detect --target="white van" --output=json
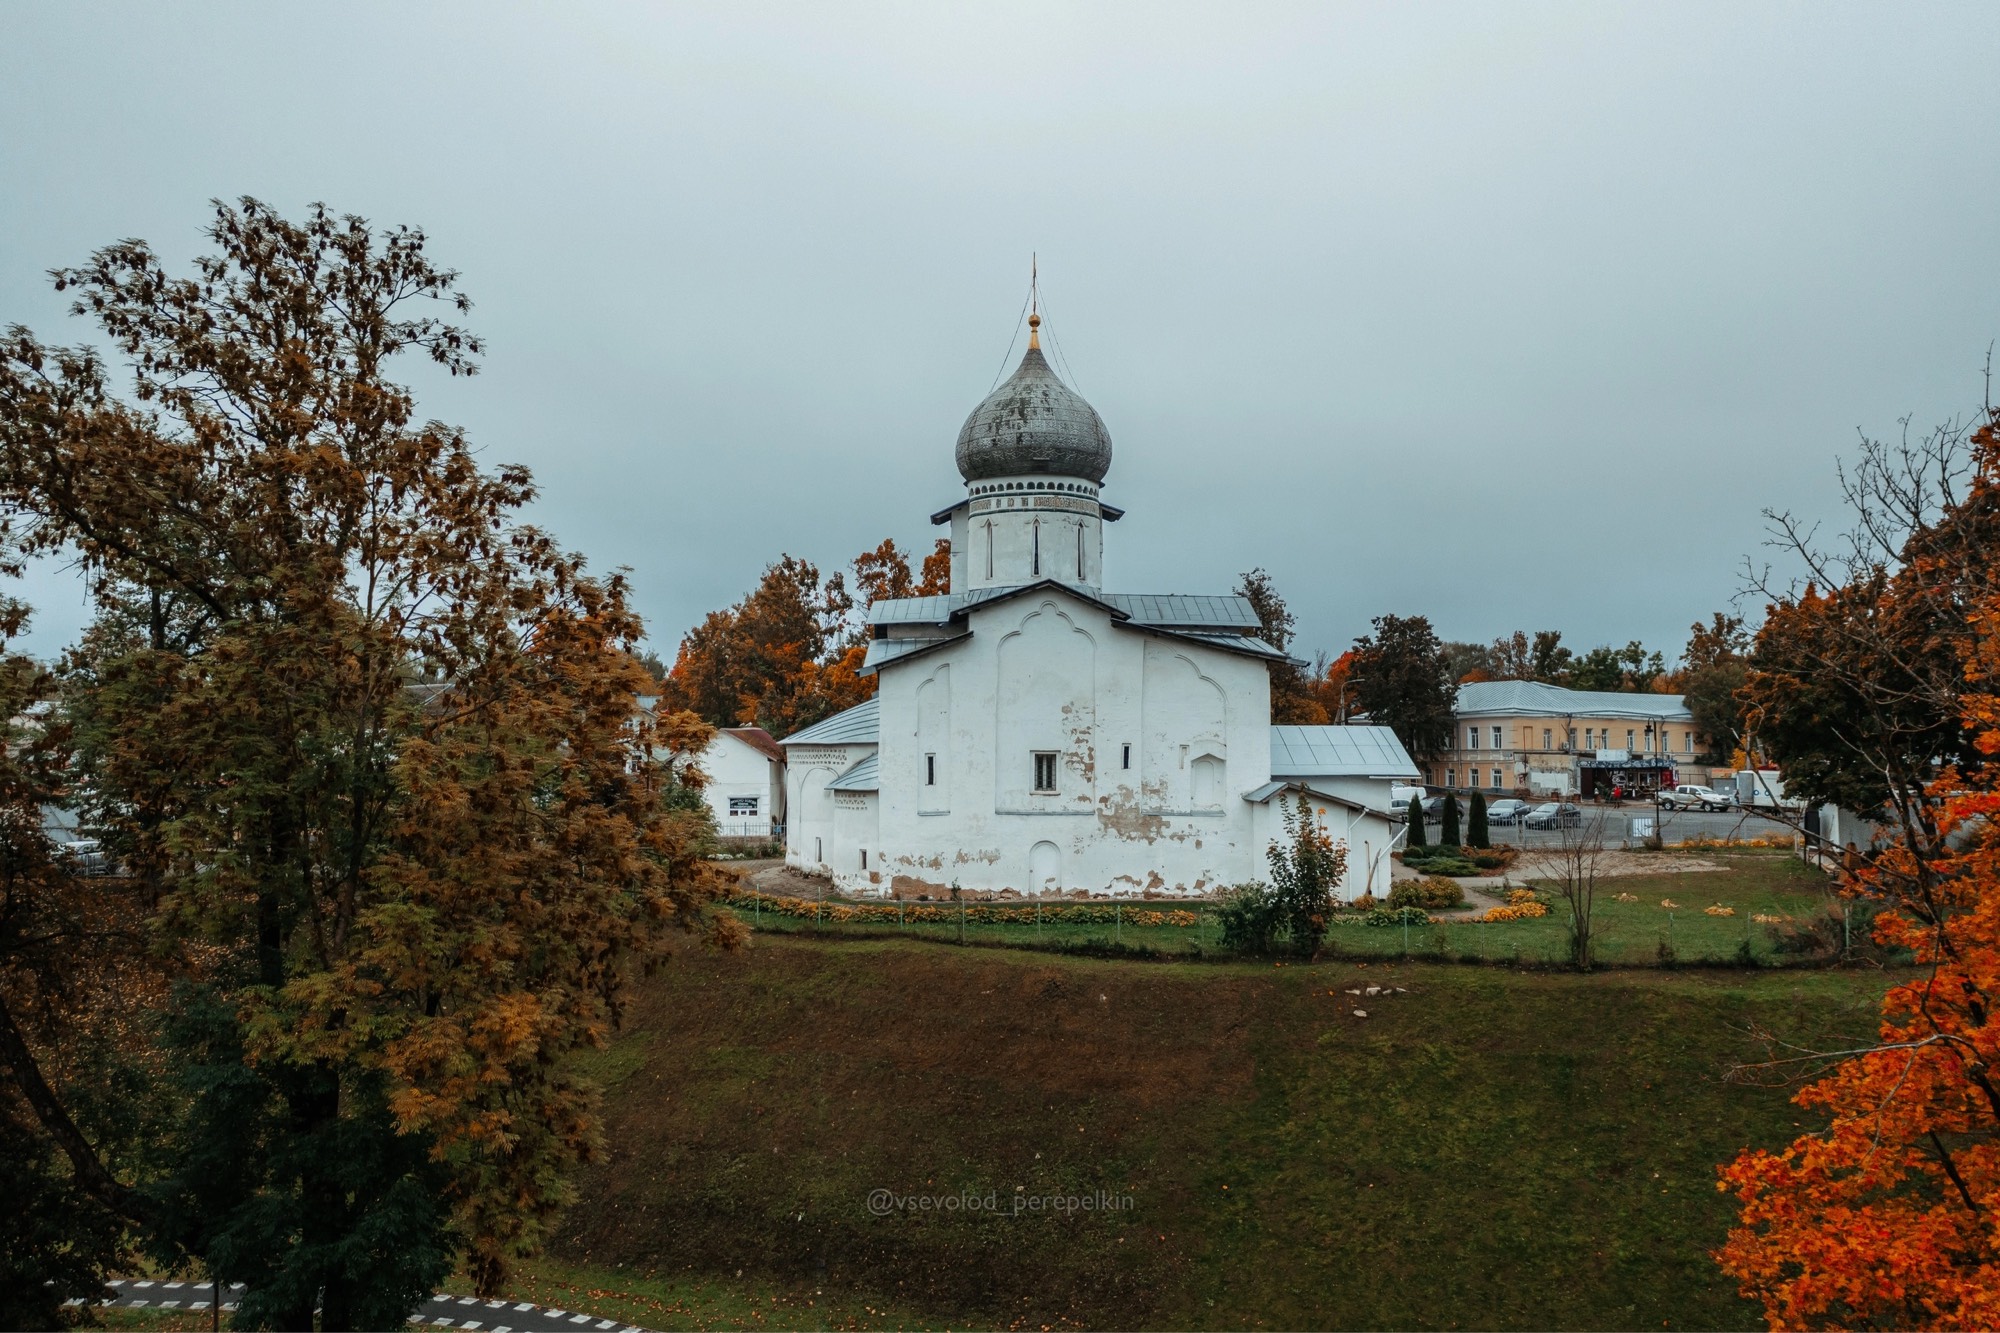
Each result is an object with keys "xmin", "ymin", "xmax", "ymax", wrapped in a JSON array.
[{"xmin": 1388, "ymin": 784, "xmax": 1428, "ymax": 817}]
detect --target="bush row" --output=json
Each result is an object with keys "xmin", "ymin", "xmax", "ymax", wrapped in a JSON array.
[{"xmin": 723, "ymin": 891, "xmax": 1201, "ymax": 928}]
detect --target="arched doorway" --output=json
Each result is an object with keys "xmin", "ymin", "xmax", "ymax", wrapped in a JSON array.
[{"xmin": 1029, "ymin": 840, "xmax": 1062, "ymax": 896}]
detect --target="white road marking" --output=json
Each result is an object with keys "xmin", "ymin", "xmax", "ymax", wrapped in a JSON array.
[
  {"xmin": 135, "ymin": 1281, "xmax": 156, "ymax": 1288},
  {"xmin": 166, "ymin": 1281, "xmax": 185, "ymax": 1289},
  {"xmin": 131, "ymin": 1300, "xmax": 149, "ymax": 1307},
  {"xmin": 570, "ymin": 1316, "xmax": 592, "ymax": 1325},
  {"xmin": 161, "ymin": 1300, "xmax": 181, "ymax": 1308},
  {"xmin": 460, "ymin": 1322, "xmax": 482, "ymax": 1329},
  {"xmin": 459, "ymin": 1296, "xmax": 479, "ymax": 1305},
  {"xmin": 191, "ymin": 1302, "xmax": 211, "ymax": 1310},
  {"xmin": 515, "ymin": 1303, "xmax": 535, "ymax": 1311},
  {"xmin": 597, "ymin": 1322, "xmax": 618, "ymax": 1329}
]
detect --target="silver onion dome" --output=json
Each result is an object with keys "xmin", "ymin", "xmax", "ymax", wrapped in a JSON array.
[{"xmin": 955, "ymin": 317, "xmax": 1112, "ymax": 484}]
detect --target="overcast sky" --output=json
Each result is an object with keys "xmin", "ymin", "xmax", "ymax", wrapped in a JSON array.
[{"xmin": 3, "ymin": 3, "xmax": 1995, "ymax": 666}]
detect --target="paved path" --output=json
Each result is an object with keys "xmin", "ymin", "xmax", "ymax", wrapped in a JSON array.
[{"xmin": 72, "ymin": 1278, "xmax": 653, "ymax": 1333}]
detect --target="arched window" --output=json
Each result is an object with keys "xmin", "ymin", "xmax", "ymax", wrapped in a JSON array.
[{"xmin": 1031, "ymin": 518, "xmax": 1040, "ymax": 577}]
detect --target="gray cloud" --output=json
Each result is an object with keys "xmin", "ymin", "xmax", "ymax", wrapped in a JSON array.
[{"xmin": 3, "ymin": 2, "xmax": 1994, "ymax": 665}]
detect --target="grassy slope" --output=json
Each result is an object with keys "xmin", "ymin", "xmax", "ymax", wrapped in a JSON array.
[{"xmin": 556, "ymin": 933, "xmax": 1891, "ymax": 1331}]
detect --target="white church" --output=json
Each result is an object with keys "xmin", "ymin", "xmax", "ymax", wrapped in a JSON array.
[{"xmin": 780, "ymin": 314, "xmax": 1417, "ymax": 901}]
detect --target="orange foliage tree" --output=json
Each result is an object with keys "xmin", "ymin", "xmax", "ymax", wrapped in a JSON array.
[
  {"xmin": 1716, "ymin": 409, "xmax": 2000, "ymax": 1329},
  {"xmin": 662, "ymin": 536, "xmax": 948, "ymax": 736}
]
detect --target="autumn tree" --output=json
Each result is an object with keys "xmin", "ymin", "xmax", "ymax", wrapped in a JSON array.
[
  {"xmin": 1715, "ymin": 406, "xmax": 2000, "ymax": 1328},
  {"xmin": 1348, "ymin": 613, "xmax": 1454, "ymax": 765},
  {"xmin": 1440, "ymin": 639, "xmax": 1495, "ymax": 684},
  {"xmin": 662, "ymin": 536, "xmax": 949, "ymax": 738},
  {"xmin": 1568, "ymin": 640, "xmax": 1667, "ymax": 692},
  {"xmin": 1237, "ymin": 568, "xmax": 1326, "ymax": 724},
  {"xmin": 1529, "ymin": 629, "xmax": 1575, "ymax": 684},
  {"xmin": 1675, "ymin": 612, "xmax": 1750, "ymax": 762},
  {"xmin": 1308, "ymin": 648, "xmax": 1356, "ymax": 723},
  {"xmin": 0, "ymin": 199, "xmax": 731, "ymax": 1328},
  {"xmin": 0, "ymin": 603, "xmax": 145, "ymax": 1322}
]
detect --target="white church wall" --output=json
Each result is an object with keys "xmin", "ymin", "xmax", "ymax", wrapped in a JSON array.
[
  {"xmin": 869, "ymin": 587, "xmax": 1275, "ymax": 899},
  {"xmin": 783, "ymin": 742, "xmax": 874, "ymax": 876},
  {"xmin": 960, "ymin": 478, "xmax": 1104, "ymax": 591}
]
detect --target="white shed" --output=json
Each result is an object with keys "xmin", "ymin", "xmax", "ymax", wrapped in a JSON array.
[{"xmin": 700, "ymin": 727, "xmax": 787, "ymax": 840}]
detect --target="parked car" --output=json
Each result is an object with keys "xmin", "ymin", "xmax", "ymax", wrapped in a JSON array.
[
  {"xmin": 1485, "ymin": 798, "xmax": 1533, "ymax": 825},
  {"xmin": 1524, "ymin": 802, "xmax": 1584, "ymax": 830},
  {"xmin": 1657, "ymin": 784, "xmax": 1730, "ymax": 812},
  {"xmin": 57, "ymin": 837, "xmax": 112, "ymax": 876}
]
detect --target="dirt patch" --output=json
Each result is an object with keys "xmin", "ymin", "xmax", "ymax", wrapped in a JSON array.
[
  {"xmin": 741, "ymin": 860, "xmax": 836, "ymax": 899},
  {"xmin": 1514, "ymin": 849, "xmax": 1727, "ymax": 878}
]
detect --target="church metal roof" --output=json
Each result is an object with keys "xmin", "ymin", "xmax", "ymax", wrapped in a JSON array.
[
  {"xmin": 860, "ymin": 633, "xmax": 968, "ymax": 675},
  {"xmin": 955, "ymin": 343, "xmax": 1113, "ymax": 484},
  {"xmin": 1269, "ymin": 725, "xmax": 1420, "ymax": 779},
  {"xmin": 778, "ymin": 698, "xmax": 880, "ymax": 746},
  {"xmin": 824, "ymin": 752, "xmax": 880, "ymax": 792},
  {"xmin": 866, "ymin": 585, "xmax": 1260, "ymax": 632},
  {"xmin": 1100, "ymin": 593, "xmax": 1260, "ymax": 630}
]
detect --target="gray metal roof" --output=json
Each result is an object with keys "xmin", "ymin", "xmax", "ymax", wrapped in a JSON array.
[
  {"xmin": 1100, "ymin": 593, "xmax": 1261, "ymax": 630},
  {"xmin": 1240, "ymin": 779, "xmax": 1382, "ymax": 816},
  {"xmin": 861, "ymin": 634, "xmax": 967, "ymax": 675},
  {"xmin": 867, "ymin": 585, "xmax": 1260, "ymax": 632},
  {"xmin": 1455, "ymin": 679, "xmax": 1692, "ymax": 722},
  {"xmin": 1149, "ymin": 630, "xmax": 1294, "ymax": 663},
  {"xmin": 956, "ymin": 344, "xmax": 1113, "ymax": 484},
  {"xmin": 824, "ymin": 752, "xmax": 880, "ymax": 792},
  {"xmin": 778, "ymin": 698, "xmax": 880, "ymax": 746},
  {"xmin": 1269, "ymin": 725, "xmax": 1420, "ymax": 779}
]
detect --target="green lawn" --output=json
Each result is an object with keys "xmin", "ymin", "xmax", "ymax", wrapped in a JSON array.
[
  {"xmin": 554, "ymin": 930, "xmax": 1895, "ymax": 1331},
  {"xmin": 727, "ymin": 852, "xmax": 1843, "ymax": 969}
]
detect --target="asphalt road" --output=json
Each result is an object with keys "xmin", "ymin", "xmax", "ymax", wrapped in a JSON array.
[
  {"xmin": 73, "ymin": 1278, "xmax": 653, "ymax": 1333},
  {"xmin": 1449, "ymin": 803, "xmax": 1799, "ymax": 849}
]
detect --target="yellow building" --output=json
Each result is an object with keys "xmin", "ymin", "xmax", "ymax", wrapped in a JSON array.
[{"xmin": 1437, "ymin": 680, "xmax": 1709, "ymax": 798}]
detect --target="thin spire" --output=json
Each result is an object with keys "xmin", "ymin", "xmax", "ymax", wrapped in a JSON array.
[{"xmin": 1028, "ymin": 252, "xmax": 1041, "ymax": 349}]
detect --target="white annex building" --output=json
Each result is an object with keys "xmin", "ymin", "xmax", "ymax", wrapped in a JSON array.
[
  {"xmin": 781, "ymin": 315, "xmax": 1417, "ymax": 901},
  {"xmin": 698, "ymin": 727, "xmax": 787, "ymax": 839}
]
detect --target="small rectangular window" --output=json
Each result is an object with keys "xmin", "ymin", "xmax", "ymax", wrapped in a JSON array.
[
  {"xmin": 925, "ymin": 753, "xmax": 936, "ymax": 786},
  {"xmin": 1032, "ymin": 751, "xmax": 1059, "ymax": 793},
  {"xmin": 1542, "ymin": 728, "xmax": 1552, "ymax": 749},
  {"xmin": 1626, "ymin": 729, "xmax": 1636, "ymax": 751},
  {"xmin": 1467, "ymin": 727, "xmax": 1480, "ymax": 750},
  {"xmin": 1446, "ymin": 768, "xmax": 1457, "ymax": 788},
  {"xmin": 1491, "ymin": 768, "xmax": 1503, "ymax": 790},
  {"xmin": 860, "ymin": 849, "xmax": 868, "ymax": 870},
  {"xmin": 1121, "ymin": 743, "xmax": 1131, "ymax": 770},
  {"xmin": 1684, "ymin": 732, "xmax": 1693, "ymax": 753},
  {"xmin": 1584, "ymin": 728, "xmax": 1594, "ymax": 748},
  {"xmin": 727, "ymin": 796, "xmax": 759, "ymax": 816},
  {"xmin": 1491, "ymin": 726, "xmax": 1502, "ymax": 749}
]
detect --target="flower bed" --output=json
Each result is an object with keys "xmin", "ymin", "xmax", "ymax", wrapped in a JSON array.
[{"xmin": 723, "ymin": 890, "xmax": 1200, "ymax": 928}]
